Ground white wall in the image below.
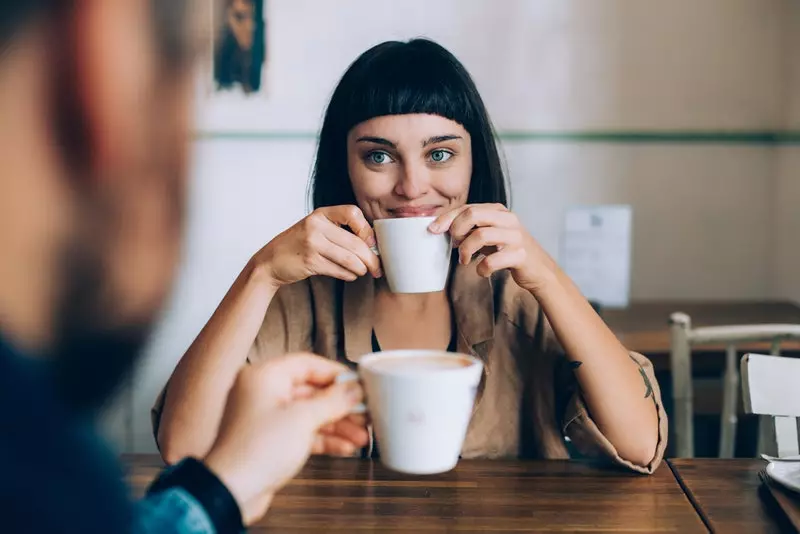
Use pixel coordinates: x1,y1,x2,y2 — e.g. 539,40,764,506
506,143,775,300
100,0,795,453
772,0,800,302
199,0,785,132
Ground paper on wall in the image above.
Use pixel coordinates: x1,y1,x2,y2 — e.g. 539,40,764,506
561,205,632,309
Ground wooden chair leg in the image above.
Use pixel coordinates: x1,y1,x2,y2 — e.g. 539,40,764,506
718,344,738,458
670,313,694,458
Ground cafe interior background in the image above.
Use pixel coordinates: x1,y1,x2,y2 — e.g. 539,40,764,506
101,0,800,458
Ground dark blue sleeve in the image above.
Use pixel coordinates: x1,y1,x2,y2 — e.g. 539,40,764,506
142,457,245,534
132,488,218,534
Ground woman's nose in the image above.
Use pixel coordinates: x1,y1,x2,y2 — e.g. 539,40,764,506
394,162,430,199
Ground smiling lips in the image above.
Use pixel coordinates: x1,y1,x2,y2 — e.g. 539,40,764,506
389,205,441,218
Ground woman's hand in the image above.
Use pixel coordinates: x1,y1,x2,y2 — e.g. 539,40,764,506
433,205,660,466
256,205,382,288
429,204,557,294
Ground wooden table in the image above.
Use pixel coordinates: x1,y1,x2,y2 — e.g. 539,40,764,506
668,459,796,533
125,455,705,532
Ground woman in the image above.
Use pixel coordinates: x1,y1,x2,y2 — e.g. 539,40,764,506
154,39,666,473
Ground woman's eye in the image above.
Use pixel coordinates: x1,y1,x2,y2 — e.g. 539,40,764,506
367,151,393,165
430,150,453,163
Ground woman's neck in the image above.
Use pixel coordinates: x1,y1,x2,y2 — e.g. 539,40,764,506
372,277,454,352
374,278,448,313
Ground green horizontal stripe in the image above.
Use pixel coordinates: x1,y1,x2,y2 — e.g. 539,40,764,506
194,130,800,145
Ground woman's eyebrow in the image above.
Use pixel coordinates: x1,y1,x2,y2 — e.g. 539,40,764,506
422,135,462,147
356,136,397,148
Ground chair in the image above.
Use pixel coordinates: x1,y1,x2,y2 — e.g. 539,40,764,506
669,313,800,458
742,353,800,458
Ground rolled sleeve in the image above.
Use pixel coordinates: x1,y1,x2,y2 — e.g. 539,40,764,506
562,351,668,474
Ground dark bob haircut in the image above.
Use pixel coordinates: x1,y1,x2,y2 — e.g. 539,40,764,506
309,38,508,211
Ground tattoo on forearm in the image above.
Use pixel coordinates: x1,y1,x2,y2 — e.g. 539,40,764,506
629,355,654,398
569,361,583,370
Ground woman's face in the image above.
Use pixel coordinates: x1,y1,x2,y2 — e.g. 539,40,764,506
227,0,255,52
347,114,472,222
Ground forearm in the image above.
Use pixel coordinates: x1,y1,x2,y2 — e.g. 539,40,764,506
158,259,278,463
532,267,658,466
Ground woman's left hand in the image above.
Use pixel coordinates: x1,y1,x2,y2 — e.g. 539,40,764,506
429,204,557,294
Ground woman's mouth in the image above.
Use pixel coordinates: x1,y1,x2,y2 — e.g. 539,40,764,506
388,205,441,218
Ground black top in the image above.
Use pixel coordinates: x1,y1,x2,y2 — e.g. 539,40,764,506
370,329,458,353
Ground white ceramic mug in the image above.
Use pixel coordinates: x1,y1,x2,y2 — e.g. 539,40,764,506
373,216,451,293
338,350,482,475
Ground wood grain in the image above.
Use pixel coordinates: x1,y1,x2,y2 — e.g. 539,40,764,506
669,458,796,533
125,455,704,533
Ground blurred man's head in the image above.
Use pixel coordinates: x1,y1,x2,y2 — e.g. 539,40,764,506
0,1,204,412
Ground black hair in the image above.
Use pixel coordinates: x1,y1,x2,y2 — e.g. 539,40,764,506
310,38,508,211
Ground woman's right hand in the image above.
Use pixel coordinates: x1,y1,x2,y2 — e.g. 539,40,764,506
256,205,382,288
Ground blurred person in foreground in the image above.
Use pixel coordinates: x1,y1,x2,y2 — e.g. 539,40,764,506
0,1,367,533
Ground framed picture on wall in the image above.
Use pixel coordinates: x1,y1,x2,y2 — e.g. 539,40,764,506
196,0,270,133
213,0,267,95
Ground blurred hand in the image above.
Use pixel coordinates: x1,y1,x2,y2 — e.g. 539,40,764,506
204,353,368,525
429,204,558,294
256,205,382,287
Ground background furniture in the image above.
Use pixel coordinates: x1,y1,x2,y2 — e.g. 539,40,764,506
742,353,800,458
669,319,800,458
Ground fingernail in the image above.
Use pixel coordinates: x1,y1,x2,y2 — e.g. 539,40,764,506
375,268,383,278
367,235,377,247
428,222,439,233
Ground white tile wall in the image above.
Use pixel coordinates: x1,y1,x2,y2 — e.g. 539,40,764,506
772,1,800,302
99,0,798,452
783,0,800,129
200,0,786,132
773,148,800,303
504,143,774,300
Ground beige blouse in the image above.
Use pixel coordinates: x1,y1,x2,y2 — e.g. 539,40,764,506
152,262,667,474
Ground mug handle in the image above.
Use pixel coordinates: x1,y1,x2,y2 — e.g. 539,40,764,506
335,371,367,414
